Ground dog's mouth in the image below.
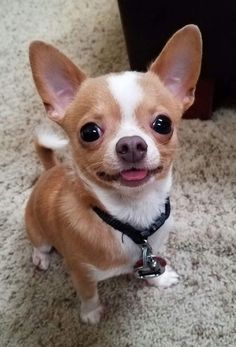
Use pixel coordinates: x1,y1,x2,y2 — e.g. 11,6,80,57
97,166,163,187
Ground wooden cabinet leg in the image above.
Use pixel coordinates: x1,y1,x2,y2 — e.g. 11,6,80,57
184,79,214,120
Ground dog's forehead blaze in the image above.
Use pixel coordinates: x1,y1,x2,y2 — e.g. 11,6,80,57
106,71,144,122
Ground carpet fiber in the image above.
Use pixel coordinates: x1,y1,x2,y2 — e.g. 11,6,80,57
0,1,235,346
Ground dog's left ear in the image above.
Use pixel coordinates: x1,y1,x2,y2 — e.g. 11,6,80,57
29,41,87,122
150,25,202,111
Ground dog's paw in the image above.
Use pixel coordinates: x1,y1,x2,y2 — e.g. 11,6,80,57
80,303,104,324
32,247,51,271
146,265,179,289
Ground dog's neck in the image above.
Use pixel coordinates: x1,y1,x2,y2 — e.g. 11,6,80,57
77,167,172,229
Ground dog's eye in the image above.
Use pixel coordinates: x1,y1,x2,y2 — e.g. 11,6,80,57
80,122,102,142
152,115,172,135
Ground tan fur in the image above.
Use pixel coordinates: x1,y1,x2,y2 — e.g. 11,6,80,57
136,72,183,179
26,25,202,323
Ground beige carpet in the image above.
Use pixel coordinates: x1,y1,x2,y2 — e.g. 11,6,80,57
0,1,236,346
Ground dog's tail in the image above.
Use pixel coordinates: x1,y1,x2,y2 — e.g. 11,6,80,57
34,126,68,170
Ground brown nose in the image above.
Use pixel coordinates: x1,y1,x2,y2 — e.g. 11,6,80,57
116,136,148,163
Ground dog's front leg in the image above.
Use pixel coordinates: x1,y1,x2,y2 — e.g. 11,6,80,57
70,267,104,324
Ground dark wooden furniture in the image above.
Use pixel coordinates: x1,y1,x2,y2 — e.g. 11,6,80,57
117,0,236,119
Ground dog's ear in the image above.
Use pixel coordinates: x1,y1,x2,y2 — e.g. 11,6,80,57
29,41,86,122
150,25,202,111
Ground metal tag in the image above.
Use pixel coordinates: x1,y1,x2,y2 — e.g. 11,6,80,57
134,242,166,279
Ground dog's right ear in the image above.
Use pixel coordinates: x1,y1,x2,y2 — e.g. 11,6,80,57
150,25,202,111
29,41,86,122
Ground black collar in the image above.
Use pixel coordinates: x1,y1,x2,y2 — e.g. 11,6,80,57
92,197,170,245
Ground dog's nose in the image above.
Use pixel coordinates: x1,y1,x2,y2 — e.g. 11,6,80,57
116,136,148,163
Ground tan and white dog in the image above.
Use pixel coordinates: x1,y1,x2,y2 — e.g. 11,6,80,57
25,25,202,324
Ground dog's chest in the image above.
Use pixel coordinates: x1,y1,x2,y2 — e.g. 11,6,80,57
85,176,172,281
88,215,172,282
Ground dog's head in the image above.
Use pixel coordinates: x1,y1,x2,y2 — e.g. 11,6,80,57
29,25,202,193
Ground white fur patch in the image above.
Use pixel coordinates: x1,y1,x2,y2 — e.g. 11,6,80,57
107,71,143,119
146,265,179,288
106,72,160,171
80,293,104,324
35,125,68,150
32,245,51,270
82,168,172,229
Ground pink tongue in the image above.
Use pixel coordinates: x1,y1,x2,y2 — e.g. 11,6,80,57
121,169,148,181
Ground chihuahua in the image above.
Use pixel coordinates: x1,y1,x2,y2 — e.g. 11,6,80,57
25,25,202,324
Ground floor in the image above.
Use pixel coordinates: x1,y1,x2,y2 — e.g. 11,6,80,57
0,1,235,346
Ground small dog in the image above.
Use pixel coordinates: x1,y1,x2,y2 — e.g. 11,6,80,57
25,25,202,324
